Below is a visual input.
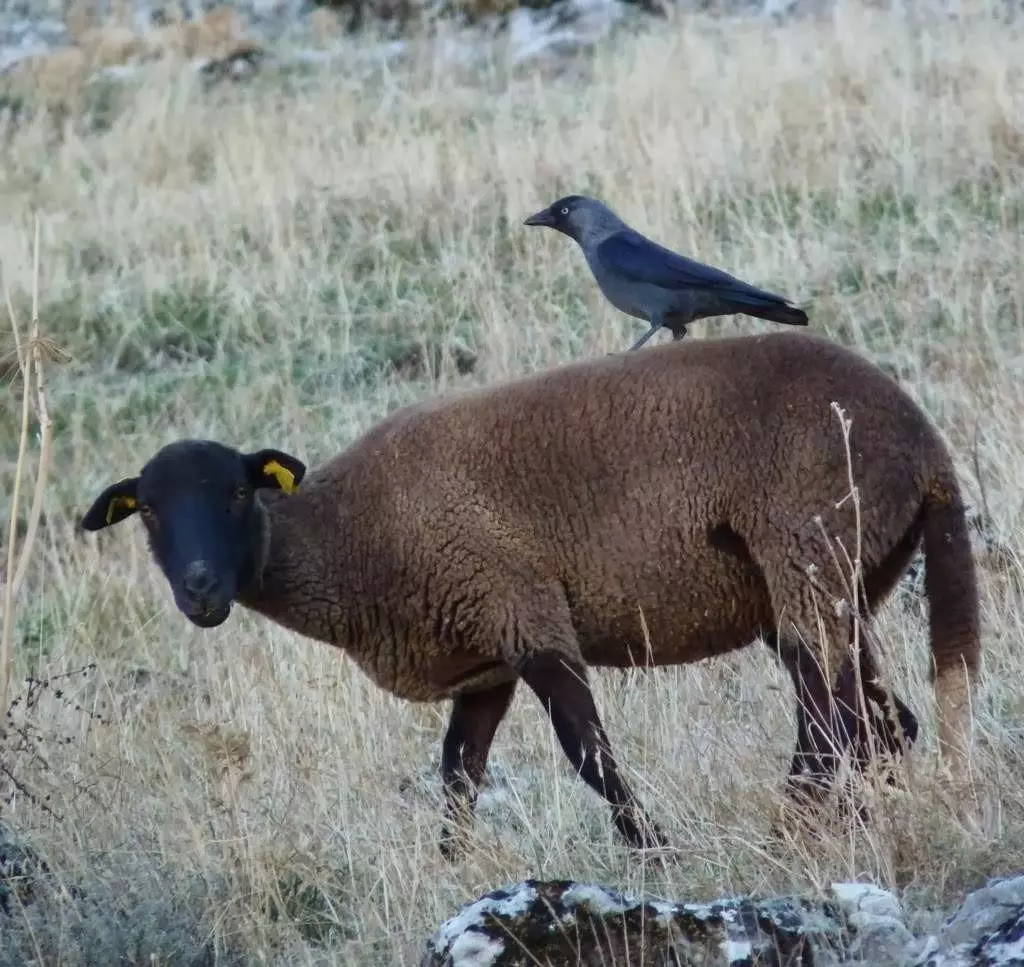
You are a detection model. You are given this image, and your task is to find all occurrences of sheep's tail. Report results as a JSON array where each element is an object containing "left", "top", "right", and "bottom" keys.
[{"left": 921, "top": 473, "right": 981, "bottom": 778}]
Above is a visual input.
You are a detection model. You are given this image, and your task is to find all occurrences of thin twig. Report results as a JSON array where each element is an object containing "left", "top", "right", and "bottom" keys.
[
  {"left": 11, "top": 219, "right": 53, "bottom": 599},
  {"left": 971, "top": 419, "right": 990, "bottom": 531},
  {"left": 830, "top": 402, "right": 875, "bottom": 776},
  {"left": 0, "top": 278, "right": 32, "bottom": 719},
  {"left": 1, "top": 215, "right": 59, "bottom": 717}
]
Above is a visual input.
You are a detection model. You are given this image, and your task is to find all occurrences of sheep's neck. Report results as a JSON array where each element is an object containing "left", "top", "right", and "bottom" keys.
[{"left": 235, "top": 497, "right": 356, "bottom": 648}]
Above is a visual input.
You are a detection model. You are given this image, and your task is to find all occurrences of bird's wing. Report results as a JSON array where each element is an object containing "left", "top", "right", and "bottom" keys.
[{"left": 596, "top": 230, "right": 785, "bottom": 301}]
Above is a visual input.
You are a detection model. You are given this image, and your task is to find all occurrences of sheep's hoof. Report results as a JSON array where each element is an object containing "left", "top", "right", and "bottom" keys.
[
  {"left": 626, "top": 831, "right": 675, "bottom": 870},
  {"left": 629, "top": 841, "right": 675, "bottom": 869},
  {"left": 863, "top": 700, "right": 919, "bottom": 764},
  {"left": 438, "top": 824, "right": 472, "bottom": 863},
  {"left": 783, "top": 768, "right": 833, "bottom": 808},
  {"left": 768, "top": 796, "right": 819, "bottom": 844},
  {"left": 617, "top": 811, "right": 670, "bottom": 855}
]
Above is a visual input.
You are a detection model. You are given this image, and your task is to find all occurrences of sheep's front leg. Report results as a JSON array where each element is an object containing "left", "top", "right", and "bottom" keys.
[
  {"left": 439, "top": 680, "right": 517, "bottom": 860},
  {"left": 517, "top": 652, "right": 668, "bottom": 853}
]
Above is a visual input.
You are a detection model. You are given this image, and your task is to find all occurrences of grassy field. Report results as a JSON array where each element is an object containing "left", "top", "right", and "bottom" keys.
[{"left": 1, "top": 2, "right": 1023, "bottom": 963}]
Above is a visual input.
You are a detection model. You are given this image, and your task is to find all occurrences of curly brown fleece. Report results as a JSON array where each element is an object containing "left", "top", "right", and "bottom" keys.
[{"left": 233, "top": 330, "right": 979, "bottom": 853}]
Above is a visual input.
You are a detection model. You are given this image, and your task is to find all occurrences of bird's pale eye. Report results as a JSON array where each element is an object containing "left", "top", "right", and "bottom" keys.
[{"left": 560, "top": 207, "right": 569, "bottom": 215}]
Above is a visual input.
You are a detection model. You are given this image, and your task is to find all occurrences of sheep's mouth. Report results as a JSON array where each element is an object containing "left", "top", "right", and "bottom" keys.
[{"left": 183, "top": 601, "right": 232, "bottom": 629}]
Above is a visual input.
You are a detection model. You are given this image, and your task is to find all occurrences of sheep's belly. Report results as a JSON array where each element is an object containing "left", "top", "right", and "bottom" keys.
[
  {"left": 576, "top": 602, "right": 771, "bottom": 669},
  {"left": 394, "top": 651, "right": 516, "bottom": 702}
]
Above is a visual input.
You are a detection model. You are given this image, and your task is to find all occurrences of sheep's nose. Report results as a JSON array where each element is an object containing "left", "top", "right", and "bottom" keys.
[{"left": 182, "top": 560, "right": 219, "bottom": 599}]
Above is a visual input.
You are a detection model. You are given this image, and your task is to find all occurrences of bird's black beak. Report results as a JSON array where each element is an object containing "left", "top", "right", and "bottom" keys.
[{"left": 524, "top": 207, "right": 555, "bottom": 228}]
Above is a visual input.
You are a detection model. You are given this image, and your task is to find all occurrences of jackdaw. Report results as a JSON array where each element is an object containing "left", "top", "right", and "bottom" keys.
[{"left": 524, "top": 194, "right": 809, "bottom": 350}]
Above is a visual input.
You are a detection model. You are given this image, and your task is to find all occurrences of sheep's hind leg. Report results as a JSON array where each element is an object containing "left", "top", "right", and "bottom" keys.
[
  {"left": 767, "top": 627, "right": 919, "bottom": 788},
  {"left": 767, "top": 631, "right": 855, "bottom": 805},
  {"left": 848, "top": 642, "right": 919, "bottom": 778},
  {"left": 438, "top": 680, "right": 518, "bottom": 861},
  {"left": 517, "top": 651, "right": 669, "bottom": 854},
  {"left": 756, "top": 544, "right": 870, "bottom": 817},
  {"left": 769, "top": 631, "right": 918, "bottom": 834},
  {"left": 817, "top": 647, "right": 918, "bottom": 823}
]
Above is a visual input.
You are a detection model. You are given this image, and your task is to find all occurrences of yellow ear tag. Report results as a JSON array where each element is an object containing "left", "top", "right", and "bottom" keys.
[
  {"left": 263, "top": 459, "right": 298, "bottom": 494},
  {"left": 106, "top": 495, "right": 137, "bottom": 524}
]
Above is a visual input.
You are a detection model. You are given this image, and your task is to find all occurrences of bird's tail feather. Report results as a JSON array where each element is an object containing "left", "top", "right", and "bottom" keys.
[{"left": 731, "top": 296, "right": 809, "bottom": 328}]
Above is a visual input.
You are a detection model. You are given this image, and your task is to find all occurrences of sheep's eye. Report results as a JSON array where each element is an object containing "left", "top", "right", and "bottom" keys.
[
  {"left": 233, "top": 485, "right": 250, "bottom": 502},
  {"left": 560, "top": 207, "right": 569, "bottom": 215},
  {"left": 139, "top": 504, "right": 156, "bottom": 522}
]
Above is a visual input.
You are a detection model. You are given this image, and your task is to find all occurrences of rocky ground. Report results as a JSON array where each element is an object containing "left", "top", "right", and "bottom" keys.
[
  {"left": 421, "top": 873, "right": 1024, "bottom": 965},
  {"left": 4, "top": 817, "right": 1023, "bottom": 966},
  {"left": 0, "top": 0, "right": 646, "bottom": 98},
  {"left": 0, "top": 0, "right": 875, "bottom": 111}
]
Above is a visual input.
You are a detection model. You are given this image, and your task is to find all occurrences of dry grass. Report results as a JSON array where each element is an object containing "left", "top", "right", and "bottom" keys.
[
  {"left": 1, "top": 1, "right": 1023, "bottom": 962},
  {"left": 0, "top": 4, "right": 263, "bottom": 120}
]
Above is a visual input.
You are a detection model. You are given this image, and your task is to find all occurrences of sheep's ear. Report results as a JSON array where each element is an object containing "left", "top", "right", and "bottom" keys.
[
  {"left": 80, "top": 477, "right": 140, "bottom": 531},
  {"left": 243, "top": 449, "right": 306, "bottom": 495}
]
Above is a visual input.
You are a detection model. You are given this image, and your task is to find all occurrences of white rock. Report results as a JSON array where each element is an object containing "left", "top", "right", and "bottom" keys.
[{"left": 830, "top": 881, "right": 906, "bottom": 923}]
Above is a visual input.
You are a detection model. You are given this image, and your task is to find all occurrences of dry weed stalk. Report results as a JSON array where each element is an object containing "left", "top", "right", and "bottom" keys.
[
  {"left": 825, "top": 401, "right": 877, "bottom": 773},
  {"left": 804, "top": 405, "right": 916, "bottom": 837},
  {"left": 0, "top": 217, "right": 65, "bottom": 717},
  {"left": 769, "top": 404, "right": 905, "bottom": 883},
  {"left": 0, "top": 220, "right": 87, "bottom": 823},
  {"left": 794, "top": 409, "right": 885, "bottom": 811}
]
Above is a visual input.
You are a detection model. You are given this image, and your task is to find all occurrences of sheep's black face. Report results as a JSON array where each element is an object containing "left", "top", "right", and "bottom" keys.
[{"left": 80, "top": 440, "right": 307, "bottom": 630}]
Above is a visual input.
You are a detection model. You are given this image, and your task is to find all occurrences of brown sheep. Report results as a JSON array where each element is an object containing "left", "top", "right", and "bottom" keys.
[{"left": 79, "top": 331, "right": 980, "bottom": 857}]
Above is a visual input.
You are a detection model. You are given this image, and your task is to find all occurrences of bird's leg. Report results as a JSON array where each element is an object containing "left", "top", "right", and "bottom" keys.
[{"left": 628, "top": 322, "right": 663, "bottom": 351}]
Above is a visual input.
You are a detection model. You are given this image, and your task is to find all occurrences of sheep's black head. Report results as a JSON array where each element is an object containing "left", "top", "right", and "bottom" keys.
[{"left": 80, "top": 439, "right": 306, "bottom": 629}]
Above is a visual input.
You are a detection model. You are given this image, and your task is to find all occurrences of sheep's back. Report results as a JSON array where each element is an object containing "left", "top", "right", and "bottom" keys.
[{"left": 315, "top": 331, "right": 951, "bottom": 672}]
